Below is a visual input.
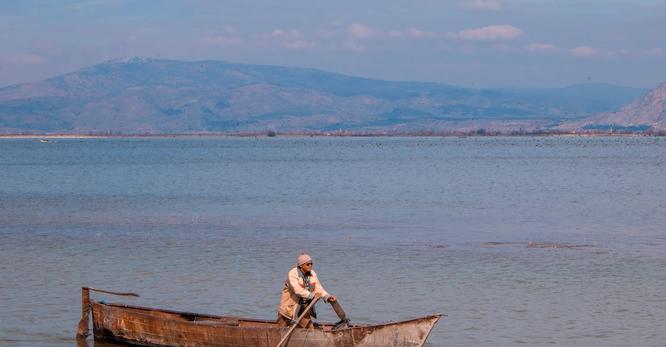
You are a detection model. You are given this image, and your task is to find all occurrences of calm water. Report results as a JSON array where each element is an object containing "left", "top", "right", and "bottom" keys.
[{"left": 1, "top": 136, "right": 665, "bottom": 346}]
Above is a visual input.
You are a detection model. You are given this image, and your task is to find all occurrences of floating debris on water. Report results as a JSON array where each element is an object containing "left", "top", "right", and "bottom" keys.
[
  {"left": 482, "top": 241, "right": 596, "bottom": 250},
  {"left": 526, "top": 242, "right": 593, "bottom": 249},
  {"left": 481, "top": 241, "right": 524, "bottom": 247}
]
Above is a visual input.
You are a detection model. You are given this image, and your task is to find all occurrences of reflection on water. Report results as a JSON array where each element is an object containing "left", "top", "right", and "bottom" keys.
[
  {"left": 76, "top": 337, "right": 125, "bottom": 347},
  {"left": 75, "top": 337, "right": 91, "bottom": 347},
  {"left": 1, "top": 137, "right": 666, "bottom": 346}
]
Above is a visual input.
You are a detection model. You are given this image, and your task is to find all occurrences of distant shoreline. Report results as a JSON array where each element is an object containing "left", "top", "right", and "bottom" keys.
[{"left": 1, "top": 131, "right": 666, "bottom": 139}]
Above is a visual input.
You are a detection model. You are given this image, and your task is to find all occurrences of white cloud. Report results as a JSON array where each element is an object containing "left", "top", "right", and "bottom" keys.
[
  {"left": 381, "top": 28, "right": 437, "bottom": 39},
  {"left": 348, "top": 23, "right": 378, "bottom": 40},
  {"left": 200, "top": 35, "right": 243, "bottom": 46},
  {"left": 569, "top": 46, "right": 599, "bottom": 57},
  {"left": 270, "top": 29, "right": 315, "bottom": 50},
  {"left": 271, "top": 29, "right": 302, "bottom": 39},
  {"left": 405, "top": 27, "right": 437, "bottom": 39},
  {"left": 458, "top": 25, "right": 523, "bottom": 41},
  {"left": 1, "top": 53, "right": 47, "bottom": 65},
  {"left": 345, "top": 23, "right": 437, "bottom": 42},
  {"left": 200, "top": 27, "right": 243, "bottom": 47},
  {"left": 266, "top": 22, "right": 534, "bottom": 53},
  {"left": 460, "top": 0, "right": 501, "bottom": 11},
  {"left": 527, "top": 43, "right": 558, "bottom": 53}
]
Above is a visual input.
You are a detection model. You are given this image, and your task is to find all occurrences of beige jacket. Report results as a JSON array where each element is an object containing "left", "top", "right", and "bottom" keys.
[{"left": 278, "top": 267, "right": 330, "bottom": 320}]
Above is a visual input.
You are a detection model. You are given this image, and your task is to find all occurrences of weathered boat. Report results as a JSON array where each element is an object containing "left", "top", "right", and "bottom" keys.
[{"left": 76, "top": 287, "right": 442, "bottom": 347}]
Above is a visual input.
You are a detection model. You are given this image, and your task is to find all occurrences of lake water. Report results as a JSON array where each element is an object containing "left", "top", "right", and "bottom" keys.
[{"left": 1, "top": 136, "right": 665, "bottom": 346}]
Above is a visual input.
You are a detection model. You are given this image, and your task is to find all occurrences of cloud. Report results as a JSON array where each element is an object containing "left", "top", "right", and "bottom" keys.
[
  {"left": 569, "top": 46, "right": 599, "bottom": 57},
  {"left": 346, "top": 23, "right": 437, "bottom": 41},
  {"left": 405, "top": 27, "right": 437, "bottom": 39},
  {"left": 270, "top": 29, "right": 315, "bottom": 50},
  {"left": 382, "top": 28, "right": 436, "bottom": 39},
  {"left": 271, "top": 29, "right": 293, "bottom": 38},
  {"left": 200, "top": 27, "right": 243, "bottom": 47},
  {"left": 200, "top": 35, "right": 243, "bottom": 46},
  {"left": 266, "top": 22, "right": 530, "bottom": 53},
  {"left": 460, "top": 0, "right": 501, "bottom": 11},
  {"left": 527, "top": 43, "right": 558, "bottom": 53},
  {"left": 348, "top": 23, "right": 378, "bottom": 40},
  {"left": 458, "top": 25, "right": 523, "bottom": 41},
  {"left": 1, "top": 53, "right": 47, "bottom": 65}
]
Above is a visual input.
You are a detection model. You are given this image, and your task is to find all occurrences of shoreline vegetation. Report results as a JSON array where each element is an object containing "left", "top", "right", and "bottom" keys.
[{"left": 2, "top": 129, "right": 666, "bottom": 139}]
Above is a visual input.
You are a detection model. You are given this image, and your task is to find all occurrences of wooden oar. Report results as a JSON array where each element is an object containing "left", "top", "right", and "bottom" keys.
[
  {"left": 276, "top": 297, "right": 319, "bottom": 347},
  {"left": 84, "top": 286, "right": 140, "bottom": 297}
]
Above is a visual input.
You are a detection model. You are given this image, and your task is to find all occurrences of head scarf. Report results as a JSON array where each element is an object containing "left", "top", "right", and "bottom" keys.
[{"left": 297, "top": 253, "right": 312, "bottom": 266}]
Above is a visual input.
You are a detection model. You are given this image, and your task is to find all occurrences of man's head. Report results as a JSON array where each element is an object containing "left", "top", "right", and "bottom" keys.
[{"left": 297, "top": 253, "right": 313, "bottom": 273}]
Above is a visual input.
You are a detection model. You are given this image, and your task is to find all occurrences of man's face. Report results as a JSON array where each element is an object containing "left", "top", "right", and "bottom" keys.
[{"left": 299, "top": 262, "right": 313, "bottom": 274}]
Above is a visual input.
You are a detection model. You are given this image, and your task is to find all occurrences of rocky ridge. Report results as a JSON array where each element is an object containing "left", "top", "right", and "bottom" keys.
[
  {"left": 563, "top": 83, "right": 666, "bottom": 131},
  {"left": 0, "top": 58, "right": 649, "bottom": 134}
]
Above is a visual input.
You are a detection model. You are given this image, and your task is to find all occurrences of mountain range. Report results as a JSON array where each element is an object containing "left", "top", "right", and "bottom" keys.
[{"left": 0, "top": 57, "right": 658, "bottom": 134}]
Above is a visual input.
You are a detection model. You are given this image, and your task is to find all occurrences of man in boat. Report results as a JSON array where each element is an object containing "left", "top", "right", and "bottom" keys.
[{"left": 277, "top": 253, "right": 349, "bottom": 329}]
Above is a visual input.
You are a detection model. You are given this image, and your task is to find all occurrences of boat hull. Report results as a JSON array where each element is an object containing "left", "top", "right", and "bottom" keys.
[{"left": 90, "top": 302, "right": 440, "bottom": 347}]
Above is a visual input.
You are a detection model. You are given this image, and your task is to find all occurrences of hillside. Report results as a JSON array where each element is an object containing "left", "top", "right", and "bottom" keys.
[
  {"left": 0, "top": 58, "right": 647, "bottom": 134},
  {"left": 561, "top": 83, "right": 666, "bottom": 131}
]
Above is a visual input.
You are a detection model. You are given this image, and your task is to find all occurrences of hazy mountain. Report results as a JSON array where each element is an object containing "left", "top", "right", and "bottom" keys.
[
  {"left": 0, "top": 58, "right": 647, "bottom": 134},
  {"left": 561, "top": 83, "right": 666, "bottom": 131}
]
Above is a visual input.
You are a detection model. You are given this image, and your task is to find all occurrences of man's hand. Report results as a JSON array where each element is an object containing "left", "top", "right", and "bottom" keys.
[
  {"left": 313, "top": 292, "right": 323, "bottom": 300},
  {"left": 327, "top": 295, "right": 337, "bottom": 303}
]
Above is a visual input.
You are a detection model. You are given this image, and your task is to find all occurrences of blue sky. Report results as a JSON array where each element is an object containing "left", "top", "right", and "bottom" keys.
[{"left": 1, "top": 0, "right": 664, "bottom": 88}]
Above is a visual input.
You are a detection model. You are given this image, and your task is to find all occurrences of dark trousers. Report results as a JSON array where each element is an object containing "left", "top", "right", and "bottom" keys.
[{"left": 276, "top": 313, "right": 312, "bottom": 329}]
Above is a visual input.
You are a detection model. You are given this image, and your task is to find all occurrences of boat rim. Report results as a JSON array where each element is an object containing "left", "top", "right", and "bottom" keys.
[{"left": 91, "top": 299, "right": 443, "bottom": 331}]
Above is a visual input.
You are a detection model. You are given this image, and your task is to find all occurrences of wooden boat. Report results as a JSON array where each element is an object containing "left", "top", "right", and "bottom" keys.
[{"left": 76, "top": 287, "right": 442, "bottom": 347}]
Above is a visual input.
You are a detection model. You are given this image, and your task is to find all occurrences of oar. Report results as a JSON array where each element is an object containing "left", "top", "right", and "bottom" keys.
[
  {"left": 276, "top": 297, "right": 319, "bottom": 347},
  {"left": 84, "top": 286, "right": 140, "bottom": 297}
]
